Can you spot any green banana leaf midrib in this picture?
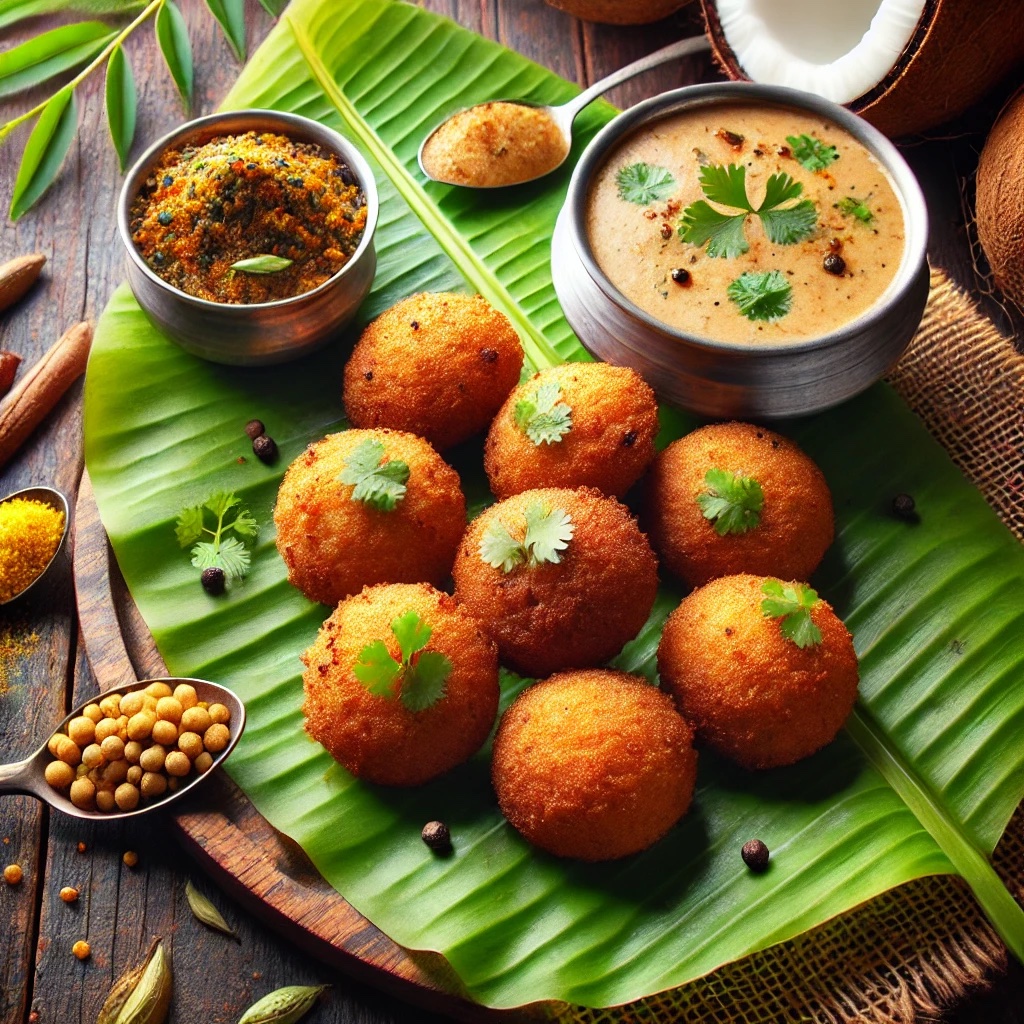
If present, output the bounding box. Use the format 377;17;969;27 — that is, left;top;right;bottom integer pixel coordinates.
284;10;563;373
276;8;1024;968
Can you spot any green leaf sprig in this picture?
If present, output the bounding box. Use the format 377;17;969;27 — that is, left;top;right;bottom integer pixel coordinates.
231;254;294;274
761;579;823;649
727;269;793;322
174;490;259;583
339;438;410;512
679;163;817;258
513;381;571;446
837;195;874;223
786;133;838;172
615;162;676;205
0;0;269;219
696;468;764;535
479;502;574;573
353;610;452;712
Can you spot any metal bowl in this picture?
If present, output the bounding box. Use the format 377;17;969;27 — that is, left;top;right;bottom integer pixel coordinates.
551;83;929;419
117;110;378;366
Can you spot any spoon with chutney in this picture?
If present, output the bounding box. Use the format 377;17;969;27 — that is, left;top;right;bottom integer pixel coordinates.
418;35;710;189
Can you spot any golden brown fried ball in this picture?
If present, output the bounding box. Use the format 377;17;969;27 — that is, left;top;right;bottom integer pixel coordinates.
657;573;858;769
275;429;465;606
302;583;499;786
452;487;658;678
484;362;659;500
492;669;697;860
646;422;833;589
343;292;524;451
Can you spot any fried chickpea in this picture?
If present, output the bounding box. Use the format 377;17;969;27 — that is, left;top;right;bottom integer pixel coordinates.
67;717;95;747
180;706;212;735
164;751;191;777
99;694;121;718
115;784;140;812
140;772;167;799
116;716;130;741
59;887;79;903
155;696;183;723
45;760;75;790
101;759;129;786
96;790;116;813
145;681;173;699
94;718;119;744
47;733;63;757
126;765;143;786
173;683;198;710
127;711;156;742
100;736;125;762
3;864;23;885
119;691;147;717
69;778;96;810
151;719;179;747
203;723;230;754
81;703;103;723
81;744;105;770
208;703;230;725
56;736;81;767
194;751;214;774
123;740;142;764
138;745;166;773
177;731;203;760
72;941;91;960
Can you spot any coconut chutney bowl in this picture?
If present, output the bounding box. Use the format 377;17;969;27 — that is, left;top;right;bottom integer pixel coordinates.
117;110;379;366
551;82;929;419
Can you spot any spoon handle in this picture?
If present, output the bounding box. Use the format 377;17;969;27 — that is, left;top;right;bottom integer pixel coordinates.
562;35;712;123
0;756;40;797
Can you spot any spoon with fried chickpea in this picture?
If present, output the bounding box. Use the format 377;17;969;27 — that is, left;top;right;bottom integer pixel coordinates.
418;34;711;189
0;677;245;821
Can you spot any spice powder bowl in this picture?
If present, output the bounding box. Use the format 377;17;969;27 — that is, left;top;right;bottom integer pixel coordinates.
551;83;929;419
118;109;379;367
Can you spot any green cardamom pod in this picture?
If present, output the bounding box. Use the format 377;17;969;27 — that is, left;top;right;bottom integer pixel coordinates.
237;984;329;1024
185;879;238;940
96;938;172;1024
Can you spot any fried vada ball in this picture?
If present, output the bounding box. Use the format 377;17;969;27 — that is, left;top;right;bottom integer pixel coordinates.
302;583;499;785
343;292;524;451
484;362;658;500
275;429;465;606
452;487;658;678
645;422;833;588
492;669;697;860
657;573;858;769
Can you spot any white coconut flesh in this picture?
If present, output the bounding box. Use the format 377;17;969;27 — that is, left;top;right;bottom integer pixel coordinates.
715;0;928;105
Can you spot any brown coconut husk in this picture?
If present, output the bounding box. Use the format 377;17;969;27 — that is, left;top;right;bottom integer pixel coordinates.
700;0;1024;138
545;0;693;26
976;88;1024;312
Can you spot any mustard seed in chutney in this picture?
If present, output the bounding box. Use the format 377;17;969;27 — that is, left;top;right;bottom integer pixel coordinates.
129;131;367;305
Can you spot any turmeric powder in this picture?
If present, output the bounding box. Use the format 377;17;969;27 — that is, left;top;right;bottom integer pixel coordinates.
0;498;64;602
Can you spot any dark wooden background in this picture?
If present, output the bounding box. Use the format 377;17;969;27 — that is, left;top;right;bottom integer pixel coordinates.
0;2;1021;1023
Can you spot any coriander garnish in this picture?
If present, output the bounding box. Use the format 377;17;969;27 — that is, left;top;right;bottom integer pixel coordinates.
786;134;839;172
679;163;817;258
727;270;793;322
230;255;294;274
340;438;410;512
174;491;258;585
616;162;676;205
837;195;874;223
696;468;764;535
760;579;823;649
479;502;574;573
353;610;452;712
514;381;572;445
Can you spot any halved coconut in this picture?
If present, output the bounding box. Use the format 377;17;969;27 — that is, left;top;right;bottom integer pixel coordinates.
545;0;692;26
702;0;1024;137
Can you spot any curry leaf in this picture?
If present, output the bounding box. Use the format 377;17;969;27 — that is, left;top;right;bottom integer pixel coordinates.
155;0;193;110
0;21;114;100
203;0;246;60
9;86;77;220
104;43;136;172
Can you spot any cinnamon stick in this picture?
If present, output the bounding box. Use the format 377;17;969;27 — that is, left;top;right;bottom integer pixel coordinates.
0;321;92;470
0;254;45;313
0;351;21;396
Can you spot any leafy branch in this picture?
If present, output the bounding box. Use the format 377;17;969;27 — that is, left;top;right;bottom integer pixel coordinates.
0;0;288;220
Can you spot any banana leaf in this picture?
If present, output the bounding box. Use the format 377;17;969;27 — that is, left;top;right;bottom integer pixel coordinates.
84;0;1024;1010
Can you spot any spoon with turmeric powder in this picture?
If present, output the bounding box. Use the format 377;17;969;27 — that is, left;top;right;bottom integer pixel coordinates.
418;35;710;189
0;486;69;605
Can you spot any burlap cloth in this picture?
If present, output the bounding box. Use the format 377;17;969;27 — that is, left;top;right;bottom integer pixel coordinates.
548;269;1024;1024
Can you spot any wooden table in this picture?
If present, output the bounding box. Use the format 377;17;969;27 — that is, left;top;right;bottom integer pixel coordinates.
0;2;1021;1022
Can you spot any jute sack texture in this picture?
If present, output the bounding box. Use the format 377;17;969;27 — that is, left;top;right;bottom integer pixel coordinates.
548;269;1024;1024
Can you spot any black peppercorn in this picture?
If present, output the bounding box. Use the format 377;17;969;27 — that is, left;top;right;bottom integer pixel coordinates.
671;268;691;286
244;418;265;440
892;493;917;521
410;320;420;331
252;434;278;464
201;566;226;596
741;839;770;872
421;820;451;853
823;253;846;276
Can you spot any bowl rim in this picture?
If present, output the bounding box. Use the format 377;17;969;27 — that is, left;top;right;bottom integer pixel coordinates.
565;81;929;355
117;108;379;312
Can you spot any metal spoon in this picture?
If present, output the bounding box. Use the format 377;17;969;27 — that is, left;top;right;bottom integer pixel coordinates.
418;34;711;188
0;677;246;820
0;486;69;605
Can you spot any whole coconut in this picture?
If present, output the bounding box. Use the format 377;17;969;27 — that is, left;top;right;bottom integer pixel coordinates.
545;0;690;25
977;89;1024;310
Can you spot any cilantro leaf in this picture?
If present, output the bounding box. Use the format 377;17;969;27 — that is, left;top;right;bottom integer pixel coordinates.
696;162;752;211
401;651;451;712
786;134;838;172
204;491;239;519
175;505;205;547
392;609;432;664
189;537;251;581
760;171;803;210
478;502;574;573
678;202;749;258
696;468;764;535
837;195;873;223
340;438;410;512
514;381;572;445
616;162;676;205
759;198;817;245
727;270;793;322
353;640;403;697
761;579;823;649
229;509;260;539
